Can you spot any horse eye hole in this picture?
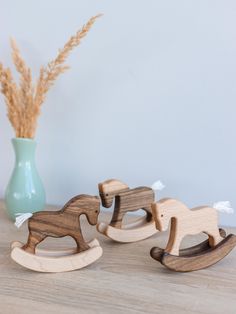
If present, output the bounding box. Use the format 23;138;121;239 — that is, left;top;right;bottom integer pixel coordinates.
106;194;109;197
95;210;98;213
161;214;164;217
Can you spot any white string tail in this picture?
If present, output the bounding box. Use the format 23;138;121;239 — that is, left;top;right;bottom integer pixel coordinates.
151;180;165;191
213;201;234;214
15;213;33;228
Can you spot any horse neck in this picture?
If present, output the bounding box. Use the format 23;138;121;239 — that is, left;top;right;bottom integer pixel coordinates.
62;195;92;217
105;187;129;208
62;205;85;217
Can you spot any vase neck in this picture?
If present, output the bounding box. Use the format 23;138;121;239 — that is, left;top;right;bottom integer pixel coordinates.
12;138;36;163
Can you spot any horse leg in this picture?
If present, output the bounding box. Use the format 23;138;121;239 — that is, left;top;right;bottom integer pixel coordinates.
206;227;224;247
142;206;153;222
110;208;124;228
111;206;153;227
23;231;46;254
165;218;183;255
166;234;183;256
72;233;90;253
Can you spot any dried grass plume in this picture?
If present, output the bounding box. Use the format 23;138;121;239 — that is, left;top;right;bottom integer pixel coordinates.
0;14;102;138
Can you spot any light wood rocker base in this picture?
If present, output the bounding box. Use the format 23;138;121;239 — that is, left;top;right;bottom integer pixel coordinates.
11;239;103;273
150;229;236;272
97;217;157;243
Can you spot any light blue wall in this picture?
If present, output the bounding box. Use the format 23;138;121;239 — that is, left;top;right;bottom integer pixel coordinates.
0;0;236;226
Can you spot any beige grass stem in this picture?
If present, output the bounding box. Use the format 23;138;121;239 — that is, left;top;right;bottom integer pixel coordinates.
0;14;101;138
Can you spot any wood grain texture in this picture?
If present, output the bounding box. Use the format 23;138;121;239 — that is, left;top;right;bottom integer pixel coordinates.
23;194;100;254
111;187;154;228
1;201;236;314
11;195;102;273
11;240;103;273
151;199;236;271
160;234;236;272
99;179;155;229
150;228;227;262
98;179;129;208
97;220;157;243
11;239;99;257
152;198;224;255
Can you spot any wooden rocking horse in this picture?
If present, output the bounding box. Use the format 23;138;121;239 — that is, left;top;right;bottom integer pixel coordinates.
150;198;236;272
11;195;103;272
96;179;162;242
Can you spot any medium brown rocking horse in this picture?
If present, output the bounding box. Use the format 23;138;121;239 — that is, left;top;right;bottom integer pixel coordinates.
97;179;158;242
11;195;103;272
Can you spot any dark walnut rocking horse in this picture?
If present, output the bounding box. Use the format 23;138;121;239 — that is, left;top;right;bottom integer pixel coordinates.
11;195;103;272
150;198;236;272
97;179;159;242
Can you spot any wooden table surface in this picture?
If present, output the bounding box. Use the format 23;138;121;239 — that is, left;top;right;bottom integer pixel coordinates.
0;201;236;314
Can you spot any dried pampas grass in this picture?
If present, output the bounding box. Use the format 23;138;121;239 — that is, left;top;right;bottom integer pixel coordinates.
0;14;101;138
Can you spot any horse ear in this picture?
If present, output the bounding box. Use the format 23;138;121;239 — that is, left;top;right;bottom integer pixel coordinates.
98;183;103;193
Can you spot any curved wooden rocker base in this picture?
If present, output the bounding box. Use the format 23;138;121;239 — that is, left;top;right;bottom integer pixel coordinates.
11;239;103;273
97;217;157;243
150;230;236;272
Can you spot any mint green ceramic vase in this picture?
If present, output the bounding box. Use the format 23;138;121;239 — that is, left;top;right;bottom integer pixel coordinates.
5;138;46;220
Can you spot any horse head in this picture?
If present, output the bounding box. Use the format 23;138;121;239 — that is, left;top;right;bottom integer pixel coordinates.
83;196;100;225
98;179;129;208
62;195;100;225
151;198;182;231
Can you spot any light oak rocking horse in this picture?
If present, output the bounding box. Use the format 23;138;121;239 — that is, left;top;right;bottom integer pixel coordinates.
97;179;164;243
11;195;103;272
150;198;236;272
